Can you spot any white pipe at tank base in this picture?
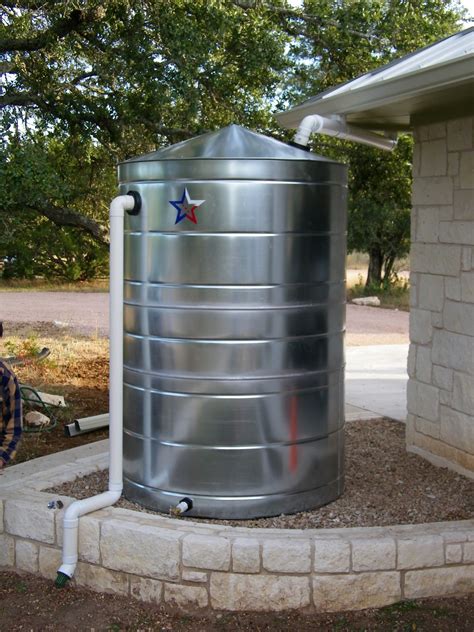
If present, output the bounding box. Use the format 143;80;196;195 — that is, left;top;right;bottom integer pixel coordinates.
294;114;397;151
56;194;138;588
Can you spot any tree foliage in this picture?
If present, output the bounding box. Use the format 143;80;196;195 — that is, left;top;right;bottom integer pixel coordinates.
0;0;467;280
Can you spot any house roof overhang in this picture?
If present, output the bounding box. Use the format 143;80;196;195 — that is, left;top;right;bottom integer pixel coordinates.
276;27;474;132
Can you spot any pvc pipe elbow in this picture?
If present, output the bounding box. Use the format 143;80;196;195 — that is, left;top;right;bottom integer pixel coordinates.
110;194;138;218
293;115;323;147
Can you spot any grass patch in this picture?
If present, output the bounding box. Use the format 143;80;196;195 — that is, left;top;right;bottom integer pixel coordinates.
0;278;108;292
347;274;410;311
1;323;109;464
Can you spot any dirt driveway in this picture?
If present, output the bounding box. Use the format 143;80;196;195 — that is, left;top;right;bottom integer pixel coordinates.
0;291;408;345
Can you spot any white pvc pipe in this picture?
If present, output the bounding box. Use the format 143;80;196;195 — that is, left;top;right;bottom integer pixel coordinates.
57;194;136;582
294;114;397;151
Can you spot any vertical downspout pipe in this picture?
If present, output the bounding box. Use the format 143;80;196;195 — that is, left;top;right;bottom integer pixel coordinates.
55;193;140;587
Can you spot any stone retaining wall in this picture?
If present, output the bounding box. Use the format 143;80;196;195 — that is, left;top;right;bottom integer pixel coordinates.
1;443;473;612
408;115;474;476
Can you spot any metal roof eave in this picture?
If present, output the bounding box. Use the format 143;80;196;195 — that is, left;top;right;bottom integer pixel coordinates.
276;55;474;131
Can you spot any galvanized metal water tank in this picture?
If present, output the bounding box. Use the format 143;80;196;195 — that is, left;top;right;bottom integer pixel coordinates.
118;125;347;518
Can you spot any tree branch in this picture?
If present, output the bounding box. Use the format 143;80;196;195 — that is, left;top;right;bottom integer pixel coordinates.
0;8;98;54
25;203;109;245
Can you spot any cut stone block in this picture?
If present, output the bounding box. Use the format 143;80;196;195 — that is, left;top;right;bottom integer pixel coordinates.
351;538;396;571
164;583;209;610
313;538;350;573
397;535;444;569
313;572;401;611
101;519;181;580
262;538;311;573
232;538;260;573
210;573;310;611
130;576;162;603
404;566;474;598
15;539;39;573
182;534;231;571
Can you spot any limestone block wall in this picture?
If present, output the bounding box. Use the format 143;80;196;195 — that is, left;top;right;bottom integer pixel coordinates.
1;443;473;612
408;115;474;475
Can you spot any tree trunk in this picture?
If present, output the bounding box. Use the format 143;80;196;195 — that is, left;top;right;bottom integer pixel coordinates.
366;248;383;288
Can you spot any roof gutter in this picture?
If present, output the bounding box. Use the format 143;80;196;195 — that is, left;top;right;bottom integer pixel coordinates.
277;55;474;130
293;115;397;151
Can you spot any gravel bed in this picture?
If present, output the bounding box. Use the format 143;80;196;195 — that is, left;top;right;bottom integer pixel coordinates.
49;419;474;529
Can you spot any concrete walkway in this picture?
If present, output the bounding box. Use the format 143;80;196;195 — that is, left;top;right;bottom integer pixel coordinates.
346;344;408;422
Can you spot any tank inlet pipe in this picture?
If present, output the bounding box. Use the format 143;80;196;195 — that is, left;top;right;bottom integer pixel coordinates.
293;114;397;151
55;192;141;588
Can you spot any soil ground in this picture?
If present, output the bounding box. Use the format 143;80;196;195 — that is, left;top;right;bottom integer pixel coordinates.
0;570;473;631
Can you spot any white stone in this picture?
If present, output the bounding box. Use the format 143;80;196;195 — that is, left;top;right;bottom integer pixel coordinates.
397;535;444;570
15;539;39;572
411;244;461;276
232;538;260;573
75;562;129;596
313;538;350;573
459;152;474;189
351;537;396;571
452;372;474;416
182;534;231;571
38;546;62;580
5;498;55;544
130;576;162;603
352;296;380;307
404;566;474;598
444;300;474;336
454;189;474;220
447;118;473;151
0;501;3;534
433;330;474;374
262;538;311;573
420;140;447;176
164;583;208;610
413;177;453;206
409;309;433;344
418;274;445;311
407;381;439;422
463;542;474;563
182;569;207;583
440;406;474;453
313;572;401;611
0;533;14;566
433;365;453;391
101;519;181;580
210;573;310;611
461;272;474;303
415;346;432;384
446;544;463;564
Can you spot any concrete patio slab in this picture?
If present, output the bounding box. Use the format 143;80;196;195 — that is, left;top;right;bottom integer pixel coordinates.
346;344;408;422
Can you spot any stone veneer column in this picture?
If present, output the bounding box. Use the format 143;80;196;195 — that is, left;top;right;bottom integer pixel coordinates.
407;115;474;476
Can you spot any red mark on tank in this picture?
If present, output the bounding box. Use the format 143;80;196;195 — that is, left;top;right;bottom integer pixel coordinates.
289;395;298;472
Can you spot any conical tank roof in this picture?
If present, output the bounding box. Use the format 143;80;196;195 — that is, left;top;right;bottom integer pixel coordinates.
118;124;346;183
124;124;330;162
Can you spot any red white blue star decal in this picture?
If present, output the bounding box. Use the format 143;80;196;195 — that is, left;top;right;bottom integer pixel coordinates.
169;188;205;225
